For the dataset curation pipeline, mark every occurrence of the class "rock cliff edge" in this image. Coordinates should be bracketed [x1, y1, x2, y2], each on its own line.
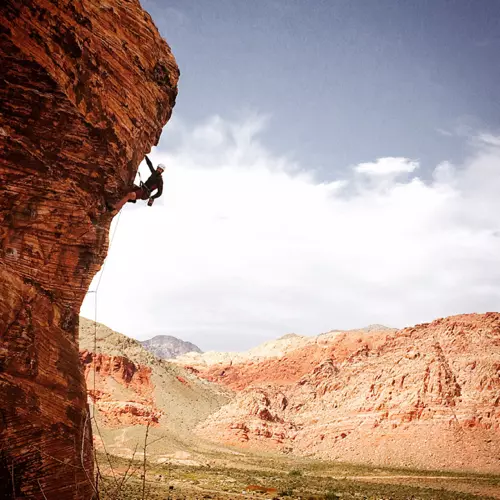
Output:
[0, 1, 178, 497]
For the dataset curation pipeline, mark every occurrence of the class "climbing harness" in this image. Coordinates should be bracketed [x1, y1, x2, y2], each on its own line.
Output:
[137, 171, 152, 198]
[137, 170, 155, 207]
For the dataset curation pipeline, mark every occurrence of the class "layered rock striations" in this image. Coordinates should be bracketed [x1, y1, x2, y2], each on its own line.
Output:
[80, 351, 163, 426]
[196, 314, 500, 473]
[0, 1, 178, 497]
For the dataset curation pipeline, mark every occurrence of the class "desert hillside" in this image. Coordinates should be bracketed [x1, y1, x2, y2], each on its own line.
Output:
[78, 313, 500, 498]
[191, 313, 500, 473]
[79, 318, 230, 463]
[80, 314, 500, 474]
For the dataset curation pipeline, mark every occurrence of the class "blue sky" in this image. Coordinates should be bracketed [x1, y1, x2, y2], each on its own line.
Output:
[145, 0, 500, 175]
[82, 1, 500, 351]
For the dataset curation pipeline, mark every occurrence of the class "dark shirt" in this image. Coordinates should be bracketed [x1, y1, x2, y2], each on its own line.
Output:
[143, 156, 164, 199]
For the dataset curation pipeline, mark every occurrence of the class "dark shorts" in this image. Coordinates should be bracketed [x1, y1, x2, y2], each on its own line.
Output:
[129, 185, 149, 201]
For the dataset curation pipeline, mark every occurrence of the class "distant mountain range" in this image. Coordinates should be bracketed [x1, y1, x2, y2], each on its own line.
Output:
[172, 326, 397, 368]
[140, 334, 202, 359]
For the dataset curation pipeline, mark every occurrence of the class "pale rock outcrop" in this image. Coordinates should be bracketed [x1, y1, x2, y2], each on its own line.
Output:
[141, 334, 202, 360]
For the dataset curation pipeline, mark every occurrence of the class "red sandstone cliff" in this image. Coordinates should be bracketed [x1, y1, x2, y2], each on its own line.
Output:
[0, 1, 178, 497]
[196, 314, 500, 473]
[194, 328, 390, 390]
[81, 351, 163, 427]
[78, 319, 231, 461]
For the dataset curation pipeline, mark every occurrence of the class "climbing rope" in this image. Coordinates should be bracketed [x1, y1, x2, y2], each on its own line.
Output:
[82, 163, 147, 488]
[86, 163, 144, 406]
[86, 209, 123, 410]
[82, 210, 124, 490]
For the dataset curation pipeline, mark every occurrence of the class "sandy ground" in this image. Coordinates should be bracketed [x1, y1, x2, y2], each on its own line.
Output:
[97, 447, 500, 500]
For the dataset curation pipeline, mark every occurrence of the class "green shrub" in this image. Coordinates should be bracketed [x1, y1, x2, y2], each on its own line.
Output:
[324, 492, 340, 500]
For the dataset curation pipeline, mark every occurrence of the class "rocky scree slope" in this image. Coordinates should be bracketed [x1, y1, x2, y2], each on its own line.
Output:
[79, 318, 230, 461]
[0, 1, 178, 498]
[194, 314, 500, 473]
[141, 334, 202, 360]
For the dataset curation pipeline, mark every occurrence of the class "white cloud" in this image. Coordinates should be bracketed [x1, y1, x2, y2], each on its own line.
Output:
[436, 127, 454, 137]
[81, 116, 500, 351]
[355, 157, 419, 176]
[477, 132, 500, 148]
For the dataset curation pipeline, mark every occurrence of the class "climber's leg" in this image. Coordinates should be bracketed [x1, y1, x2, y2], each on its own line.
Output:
[113, 191, 137, 212]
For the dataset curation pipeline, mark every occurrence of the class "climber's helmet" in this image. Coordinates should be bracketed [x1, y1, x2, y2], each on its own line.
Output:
[156, 164, 165, 174]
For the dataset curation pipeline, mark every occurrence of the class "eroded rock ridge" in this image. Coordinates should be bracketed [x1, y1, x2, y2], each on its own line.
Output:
[195, 314, 500, 473]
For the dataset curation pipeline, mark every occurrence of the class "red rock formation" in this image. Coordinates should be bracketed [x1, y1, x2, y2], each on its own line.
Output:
[81, 351, 163, 426]
[245, 485, 279, 495]
[81, 351, 154, 395]
[95, 401, 162, 426]
[0, 1, 178, 497]
[195, 329, 389, 390]
[197, 314, 500, 473]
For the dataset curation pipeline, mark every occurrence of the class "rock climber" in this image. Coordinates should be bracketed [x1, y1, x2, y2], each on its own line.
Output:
[108, 155, 164, 213]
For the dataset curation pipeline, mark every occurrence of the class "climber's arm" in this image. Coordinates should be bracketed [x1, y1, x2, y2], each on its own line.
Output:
[145, 155, 155, 174]
[151, 178, 163, 200]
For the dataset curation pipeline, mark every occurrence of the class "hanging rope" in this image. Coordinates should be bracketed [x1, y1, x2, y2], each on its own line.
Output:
[82, 210, 124, 490]
[85, 163, 144, 408]
[86, 209, 123, 406]
[82, 164, 145, 489]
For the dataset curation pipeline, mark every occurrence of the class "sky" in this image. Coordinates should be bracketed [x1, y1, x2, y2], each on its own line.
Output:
[81, 1, 500, 351]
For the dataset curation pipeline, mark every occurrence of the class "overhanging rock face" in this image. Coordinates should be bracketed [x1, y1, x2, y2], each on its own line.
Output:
[0, 1, 178, 497]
